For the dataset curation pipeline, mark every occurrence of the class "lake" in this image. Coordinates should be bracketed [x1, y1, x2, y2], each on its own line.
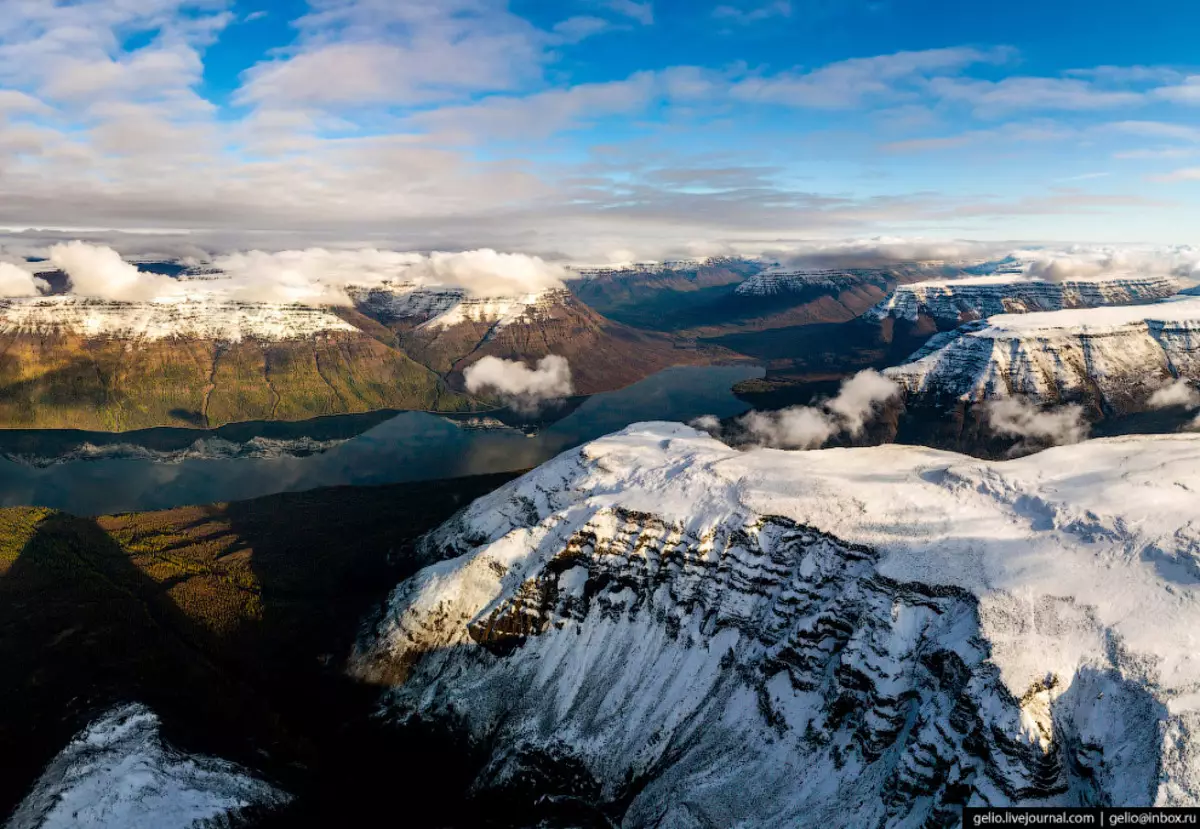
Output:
[0, 365, 762, 515]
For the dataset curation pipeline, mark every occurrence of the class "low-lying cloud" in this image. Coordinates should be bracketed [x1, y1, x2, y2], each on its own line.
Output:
[463, 355, 574, 407]
[985, 397, 1089, 455]
[50, 241, 185, 301]
[1147, 378, 1200, 410]
[735, 369, 900, 450]
[0, 262, 48, 297]
[2, 242, 570, 304]
[211, 248, 567, 304]
[762, 238, 1013, 270]
[1019, 245, 1200, 284]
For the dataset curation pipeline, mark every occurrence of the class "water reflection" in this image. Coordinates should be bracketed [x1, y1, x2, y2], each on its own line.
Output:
[0, 365, 762, 515]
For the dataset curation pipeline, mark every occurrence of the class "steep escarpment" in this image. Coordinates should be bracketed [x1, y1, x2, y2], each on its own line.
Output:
[0, 296, 467, 430]
[886, 297, 1200, 411]
[355, 424, 1200, 826]
[867, 275, 1182, 330]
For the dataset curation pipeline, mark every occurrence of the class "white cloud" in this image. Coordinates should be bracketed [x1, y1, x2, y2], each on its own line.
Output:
[38, 243, 569, 305]
[0, 261, 48, 297]
[1150, 168, 1200, 183]
[731, 47, 1007, 109]
[235, 1, 545, 109]
[50, 241, 185, 301]
[463, 355, 573, 404]
[713, 2, 791, 23]
[552, 16, 611, 43]
[1154, 76, 1200, 105]
[739, 369, 899, 449]
[985, 397, 1089, 454]
[1019, 245, 1200, 281]
[930, 76, 1144, 116]
[1148, 379, 1200, 410]
[605, 0, 655, 25]
[212, 248, 567, 302]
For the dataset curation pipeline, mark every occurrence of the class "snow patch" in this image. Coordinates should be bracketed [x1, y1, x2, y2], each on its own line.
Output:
[7, 703, 287, 829]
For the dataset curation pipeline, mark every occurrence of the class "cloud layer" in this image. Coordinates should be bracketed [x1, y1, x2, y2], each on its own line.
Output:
[0, 4, 1197, 258]
[7, 243, 569, 304]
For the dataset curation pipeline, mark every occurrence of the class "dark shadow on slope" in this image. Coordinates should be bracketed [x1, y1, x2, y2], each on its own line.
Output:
[54, 472, 523, 827]
[0, 511, 288, 821]
[0, 472, 526, 826]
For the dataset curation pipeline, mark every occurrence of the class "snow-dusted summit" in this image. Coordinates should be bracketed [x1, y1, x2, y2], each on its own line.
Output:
[868, 275, 1182, 328]
[347, 281, 562, 331]
[887, 296, 1200, 408]
[7, 704, 287, 829]
[355, 422, 1200, 826]
[0, 296, 358, 341]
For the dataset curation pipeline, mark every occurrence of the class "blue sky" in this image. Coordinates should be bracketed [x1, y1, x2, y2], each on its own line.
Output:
[0, 0, 1198, 260]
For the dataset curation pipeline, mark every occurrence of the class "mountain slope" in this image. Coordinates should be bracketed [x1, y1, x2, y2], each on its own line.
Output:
[355, 423, 1200, 826]
[352, 286, 727, 396]
[0, 296, 468, 430]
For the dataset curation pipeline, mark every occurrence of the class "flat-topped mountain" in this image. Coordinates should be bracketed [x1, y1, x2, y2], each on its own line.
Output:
[867, 274, 1182, 330]
[355, 423, 1200, 825]
[886, 296, 1200, 411]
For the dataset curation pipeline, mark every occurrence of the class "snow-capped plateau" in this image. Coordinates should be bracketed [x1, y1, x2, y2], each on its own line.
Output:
[348, 282, 563, 331]
[7, 703, 287, 829]
[868, 275, 1182, 328]
[0, 296, 358, 341]
[569, 257, 756, 278]
[734, 269, 874, 296]
[887, 296, 1200, 407]
[354, 422, 1200, 825]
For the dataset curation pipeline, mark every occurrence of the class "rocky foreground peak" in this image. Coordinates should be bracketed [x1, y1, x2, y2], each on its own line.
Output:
[354, 423, 1200, 826]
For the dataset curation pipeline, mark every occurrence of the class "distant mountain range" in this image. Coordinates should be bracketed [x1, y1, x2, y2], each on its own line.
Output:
[0, 272, 728, 431]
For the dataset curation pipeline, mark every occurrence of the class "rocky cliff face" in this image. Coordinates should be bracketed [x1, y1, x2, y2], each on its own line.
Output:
[354, 423, 1200, 826]
[868, 275, 1182, 329]
[886, 297, 1200, 412]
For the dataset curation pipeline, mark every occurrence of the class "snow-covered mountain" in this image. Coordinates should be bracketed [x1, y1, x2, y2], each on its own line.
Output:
[887, 296, 1200, 409]
[354, 422, 1200, 825]
[0, 295, 359, 341]
[735, 259, 1018, 298]
[347, 281, 559, 331]
[867, 275, 1182, 329]
[570, 256, 762, 280]
[7, 704, 287, 829]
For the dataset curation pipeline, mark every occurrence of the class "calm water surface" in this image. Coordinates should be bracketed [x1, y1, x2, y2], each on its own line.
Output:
[0, 365, 762, 515]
